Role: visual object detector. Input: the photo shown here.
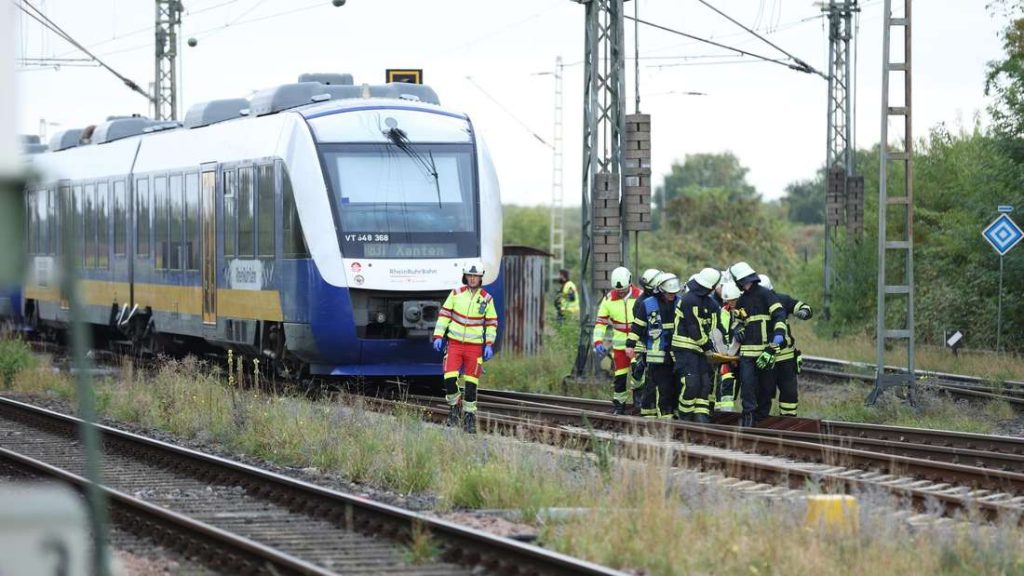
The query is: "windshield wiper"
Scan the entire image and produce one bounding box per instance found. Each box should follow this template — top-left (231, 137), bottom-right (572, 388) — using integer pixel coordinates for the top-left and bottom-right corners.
top-left (384, 126), bottom-right (442, 208)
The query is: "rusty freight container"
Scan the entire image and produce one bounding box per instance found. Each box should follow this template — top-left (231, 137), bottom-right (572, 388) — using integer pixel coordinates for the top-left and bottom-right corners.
top-left (501, 245), bottom-right (550, 355)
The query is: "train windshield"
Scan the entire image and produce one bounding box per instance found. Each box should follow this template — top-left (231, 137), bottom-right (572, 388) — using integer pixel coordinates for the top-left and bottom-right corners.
top-left (320, 143), bottom-right (478, 259)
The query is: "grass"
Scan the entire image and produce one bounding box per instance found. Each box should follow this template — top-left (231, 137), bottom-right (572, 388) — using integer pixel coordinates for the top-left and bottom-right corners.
top-left (799, 381), bottom-right (1016, 435)
top-left (795, 323), bottom-right (1024, 382)
top-left (4, 351), bottom-right (1024, 575)
top-left (0, 338), bottom-right (35, 388)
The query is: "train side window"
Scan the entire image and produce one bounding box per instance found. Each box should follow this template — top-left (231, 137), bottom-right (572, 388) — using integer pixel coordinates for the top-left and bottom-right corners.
top-left (135, 177), bottom-right (150, 257)
top-left (97, 181), bottom-right (109, 268)
top-left (154, 176), bottom-right (168, 269)
top-left (169, 174), bottom-right (183, 270)
top-left (47, 189), bottom-right (56, 255)
top-left (113, 180), bottom-right (127, 256)
top-left (84, 184), bottom-right (96, 269)
top-left (257, 164), bottom-right (275, 258)
top-left (26, 190), bottom-right (36, 255)
top-left (223, 169), bottom-right (236, 257)
top-left (185, 172), bottom-right (200, 271)
top-left (282, 168), bottom-right (308, 258)
top-left (73, 185), bottom-right (84, 266)
top-left (237, 166), bottom-right (255, 258)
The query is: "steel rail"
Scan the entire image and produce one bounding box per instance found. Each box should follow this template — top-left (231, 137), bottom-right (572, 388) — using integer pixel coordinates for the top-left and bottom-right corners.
top-left (473, 389), bottom-right (1024, 470)
top-left (370, 396), bottom-right (1024, 526)
top-left (0, 446), bottom-right (338, 576)
top-left (0, 396), bottom-right (624, 576)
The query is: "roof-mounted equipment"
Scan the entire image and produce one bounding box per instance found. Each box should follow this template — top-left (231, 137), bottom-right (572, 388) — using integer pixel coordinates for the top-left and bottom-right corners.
top-left (184, 98), bottom-right (250, 129)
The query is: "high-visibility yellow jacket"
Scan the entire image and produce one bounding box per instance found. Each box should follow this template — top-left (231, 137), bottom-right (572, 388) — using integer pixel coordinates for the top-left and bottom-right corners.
top-left (558, 280), bottom-right (580, 314)
top-left (593, 285), bottom-right (643, 350)
top-left (433, 286), bottom-right (498, 345)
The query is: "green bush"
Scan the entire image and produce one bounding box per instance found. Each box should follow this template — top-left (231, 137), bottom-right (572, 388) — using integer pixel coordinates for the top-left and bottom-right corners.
top-left (0, 339), bottom-right (35, 388)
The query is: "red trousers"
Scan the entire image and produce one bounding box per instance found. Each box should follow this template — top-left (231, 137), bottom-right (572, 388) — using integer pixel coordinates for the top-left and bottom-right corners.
top-left (443, 340), bottom-right (483, 384)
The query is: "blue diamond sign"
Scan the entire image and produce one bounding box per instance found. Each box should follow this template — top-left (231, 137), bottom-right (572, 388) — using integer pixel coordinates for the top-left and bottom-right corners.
top-left (983, 214), bottom-right (1024, 256)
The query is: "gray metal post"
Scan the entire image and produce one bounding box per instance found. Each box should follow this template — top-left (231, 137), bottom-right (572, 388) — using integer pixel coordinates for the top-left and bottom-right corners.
top-left (154, 0), bottom-right (182, 121)
top-left (998, 254), bottom-right (1004, 351)
top-left (573, 0), bottom-right (627, 379)
top-left (868, 0), bottom-right (915, 406)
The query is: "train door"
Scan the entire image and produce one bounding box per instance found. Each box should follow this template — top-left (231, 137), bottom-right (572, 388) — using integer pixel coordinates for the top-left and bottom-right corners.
top-left (201, 167), bottom-right (217, 325)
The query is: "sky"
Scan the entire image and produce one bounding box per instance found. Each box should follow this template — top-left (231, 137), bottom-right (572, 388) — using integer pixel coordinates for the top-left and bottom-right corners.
top-left (11, 0), bottom-right (1009, 205)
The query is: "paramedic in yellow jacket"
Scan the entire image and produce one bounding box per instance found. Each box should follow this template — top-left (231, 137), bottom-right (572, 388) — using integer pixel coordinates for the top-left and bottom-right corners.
top-left (593, 266), bottom-right (644, 415)
top-left (432, 262), bottom-right (498, 434)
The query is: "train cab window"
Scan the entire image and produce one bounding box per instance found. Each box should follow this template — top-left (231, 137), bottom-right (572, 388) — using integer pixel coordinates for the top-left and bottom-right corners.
top-left (282, 168), bottom-right (308, 258)
top-left (113, 180), bottom-right (127, 256)
top-left (223, 169), bottom-right (236, 257)
top-left (154, 176), bottom-right (168, 269)
top-left (185, 173), bottom-right (200, 271)
top-left (84, 184), bottom-right (96, 268)
top-left (97, 181), bottom-right (109, 268)
top-left (237, 166), bottom-right (255, 258)
top-left (135, 177), bottom-right (150, 257)
top-left (257, 164), bottom-right (274, 258)
top-left (169, 174), bottom-right (183, 270)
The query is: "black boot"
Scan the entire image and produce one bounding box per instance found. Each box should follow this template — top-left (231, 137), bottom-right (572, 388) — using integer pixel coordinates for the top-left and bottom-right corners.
top-left (612, 400), bottom-right (626, 415)
top-left (693, 413), bottom-right (711, 424)
top-left (740, 412), bottom-right (754, 427)
top-left (463, 412), bottom-right (477, 434)
top-left (446, 403), bottom-right (461, 427)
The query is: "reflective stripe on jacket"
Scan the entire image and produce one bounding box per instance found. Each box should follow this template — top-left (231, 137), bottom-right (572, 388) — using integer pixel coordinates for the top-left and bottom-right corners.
top-left (627, 294), bottom-right (676, 364)
top-left (433, 286), bottom-right (498, 345)
top-left (559, 281), bottom-right (580, 313)
top-left (736, 284), bottom-right (786, 357)
top-left (672, 283), bottom-right (721, 354)
top-left (594, 285), bottom-right (643, 349)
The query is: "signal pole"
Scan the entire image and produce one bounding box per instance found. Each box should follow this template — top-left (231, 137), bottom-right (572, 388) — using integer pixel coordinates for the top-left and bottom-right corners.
top-left (154, 0), bottom-right (182, 121)
top-left (572, 0), bottom-right (628, 379)
top-left (822, 0), bottom-right (860, 321)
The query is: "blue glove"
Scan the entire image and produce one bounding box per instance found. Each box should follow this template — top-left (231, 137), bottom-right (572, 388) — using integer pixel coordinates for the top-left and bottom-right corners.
top-left (594, 342), bottom-right (606, 355)
top-left (771, 334), bottom-right (785, 347)
top-left (432, 338), bottom-right (444, 353)
top-left (483, 345), bottom-right (494, 361)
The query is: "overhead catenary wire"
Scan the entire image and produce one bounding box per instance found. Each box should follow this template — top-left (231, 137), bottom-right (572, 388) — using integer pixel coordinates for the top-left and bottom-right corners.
top-left (623, 14), bottom-right (805, 75)
top-left (465, 76), bottom-right (554, 150)
top-left (693, 0), bottom-right (827, 79)
top-left (13, 0), bottom-right (153, 102)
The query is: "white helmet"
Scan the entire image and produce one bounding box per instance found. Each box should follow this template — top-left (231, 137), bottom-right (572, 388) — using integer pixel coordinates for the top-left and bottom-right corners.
top-left (640, 268), bottom-right (662, 291)
top-left (721, 282), bottom-right (741, 302)
top-left (720, 269), bottom-right (734, 286)
top-left (657, 273), bottom-right (681, 294)
top-left (694, 267), bottom-right (721, 290)
top-left (610, 266), bottom-right (632, 291)
top-left (758, 274), bottom-right (774, 291)
top-left (462, 261), bottom-right (485, 284)
top-left (729, 262), bottom-right (758, 285)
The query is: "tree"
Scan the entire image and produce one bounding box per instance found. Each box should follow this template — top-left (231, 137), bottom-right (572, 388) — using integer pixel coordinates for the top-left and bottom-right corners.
top-left (986, 2), bottom-right (1024, 142)
top-left (653, 152), bottom-right (759, 221)
top-left (783, 175), bottom-right (824, 225)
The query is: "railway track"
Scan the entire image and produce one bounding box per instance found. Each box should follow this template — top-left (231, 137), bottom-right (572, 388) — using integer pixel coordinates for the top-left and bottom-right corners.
top-left (373, 388), bottom-right (1024, 526)
top-left (801, 356), bottom-right (1024, 407)
top-left (0, 396), bottom-right (622, 576)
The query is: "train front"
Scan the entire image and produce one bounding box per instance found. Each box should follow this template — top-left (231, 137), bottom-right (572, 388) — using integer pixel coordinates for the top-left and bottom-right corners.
top-left (299, 101), bottom-right (502, 377)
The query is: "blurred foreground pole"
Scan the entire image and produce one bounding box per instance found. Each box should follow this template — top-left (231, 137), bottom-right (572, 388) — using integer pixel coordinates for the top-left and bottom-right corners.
top-left (0, 4), bottom-right (110, 575)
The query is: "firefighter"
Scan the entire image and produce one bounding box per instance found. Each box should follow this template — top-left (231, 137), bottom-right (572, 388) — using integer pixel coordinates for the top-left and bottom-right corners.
top-left (555, 268), bottom-right (579, 322)
top-left (759, 274), bottom-right (813, 417)
top-left (628, 268), bottom-right (662, 410)
top-left (672, 268), bottom-right (721, 423)
top-left (432, 262), bottom-right (498, 434)
top-left (710, 281), bottom-right (744, 413)
top-left (594, 266), bottom-right (644, 415)
top-left (728, 262), bottom-right (787, 427)
top-left (626, 272), bottom-right (681, 418)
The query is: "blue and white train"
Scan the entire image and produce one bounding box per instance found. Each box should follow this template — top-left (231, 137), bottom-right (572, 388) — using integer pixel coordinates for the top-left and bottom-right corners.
top-left (18, 74), bottom-right (503, 377)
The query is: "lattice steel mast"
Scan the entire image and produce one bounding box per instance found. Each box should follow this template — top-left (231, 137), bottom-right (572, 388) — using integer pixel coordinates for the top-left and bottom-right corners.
top-left (868, 0), bottom-right (915, 405)
top-left (549, 57), bottom-right (566, 285)
top-left (572, 0), bottom-right (627, 378)
top-left (154, 0), bottom-right (182, 121)
top-left (823, 0), bottom-right (861, 320)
